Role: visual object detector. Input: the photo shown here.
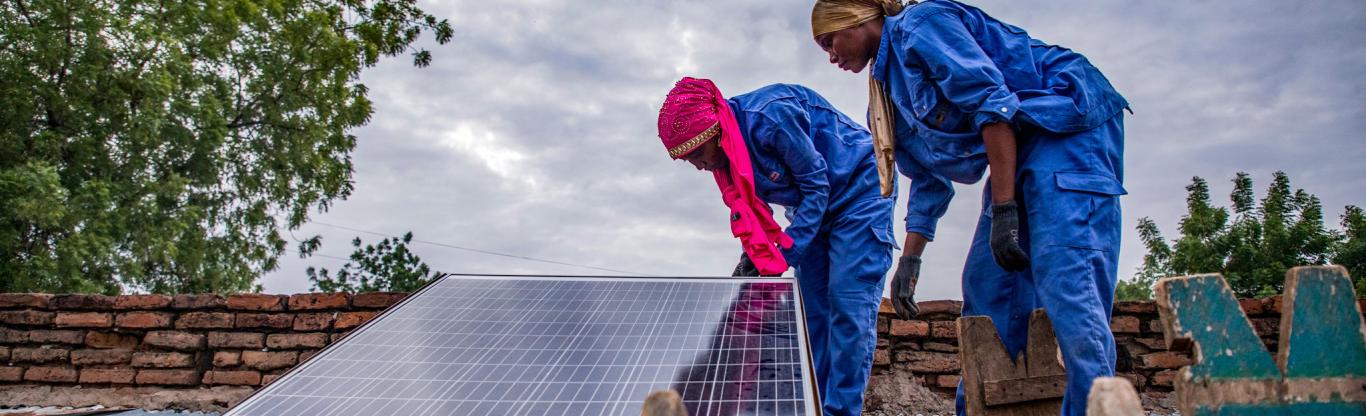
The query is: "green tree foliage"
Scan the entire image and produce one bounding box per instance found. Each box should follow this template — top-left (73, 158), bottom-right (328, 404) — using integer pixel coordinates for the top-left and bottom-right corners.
top-left (1117, 172), bottom-right (1363, 299)
top-left (307, 232), bottom-right (443, 293)
top-left (0, 1), bottom-right (452, 294)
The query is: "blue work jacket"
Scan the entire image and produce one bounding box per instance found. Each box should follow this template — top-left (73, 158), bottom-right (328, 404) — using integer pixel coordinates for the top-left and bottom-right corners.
top-left (871, 0), bottom-right (1129, 240)
top-left (727, 84), bottom-right (883, 260)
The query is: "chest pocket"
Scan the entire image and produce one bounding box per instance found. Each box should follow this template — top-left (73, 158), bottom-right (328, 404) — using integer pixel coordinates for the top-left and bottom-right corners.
top-left (898, 67), bottom-right (970, 134)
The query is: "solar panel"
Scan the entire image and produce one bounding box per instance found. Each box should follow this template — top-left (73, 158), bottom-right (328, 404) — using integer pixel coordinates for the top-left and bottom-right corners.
top-left (225, 275), bottom-right (820, 415)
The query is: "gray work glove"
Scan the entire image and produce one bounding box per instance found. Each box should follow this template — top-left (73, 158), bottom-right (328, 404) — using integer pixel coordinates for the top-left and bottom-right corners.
top-left (890, 255), bottom-right (921, 319)
top-left (990, 201), bottom-right (1030, 271)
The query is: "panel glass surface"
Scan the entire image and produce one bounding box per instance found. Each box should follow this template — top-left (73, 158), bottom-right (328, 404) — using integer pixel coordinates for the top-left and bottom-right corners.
top-left (226, 275), bottom-right (817, 415)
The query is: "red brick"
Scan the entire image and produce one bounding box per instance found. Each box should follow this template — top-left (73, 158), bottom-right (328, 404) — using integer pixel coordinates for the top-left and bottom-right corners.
top-left (27, 330), bottom-right (85, 345)
top-left (207, 332), bottom-right (264, 349)
top-left (1140, 351), bottom-right (1193, 369)
top-left (1147, 319), bottom-right (1164, 334)
top-left (1250, 318), bottom-right (1279, 337)
top-left (0, 346), bottom-right (8, 361)
top-left (930, 321), bottom-right (958, 339)
top-left (293, 313), bottom-right (334, 331)
top-left (235, 313), bottom-right (293, 329)
top-left (242, 351), bottom-right (298, 371)
top-left (175, 312), bottom-right (233, 329)
top-left (1114, 301), bottom-right (1157, 314)
top-left (0, 294), bottom-right (52, 309)
top-left (11, 347), bottom-right (69, 364)
top-left (353, 292), bottom-right (407, 308)
top-left (203, 370), bottom-right (261, 386)
top-left (267, 333), bottom-right (328, 349)
top-left (893, 350), bottom-right (960, 373)
top-left (0, 327), bottom-right (28, 343)
top-left (1266, 296), bottom-right (1282, 314)
top-left (0, 310), bottom-right (55, 325)
top-left (227, 294), bottom-right (287, 311)
top-left (1134, 337), bottom-right (1168, 351)
top-left (1151, 370), bottom-right (1178, 387)
top-left (70, 349), bottom-right (133, 365)
top-left (289, 293), bottom-right (350, 310)
top-left (24, 366), bottom-right (77, 383)
top-left (0, 366), bottom-right (23, 382)
top-left (299, 350), bottom-right (320, 363)
top-left (873, 348), bottom-right (890, 366)
top-left (135, 369), bottom-right (200, 385)
top-left (889, 320), bottom-right (930, 337)
top-left (113, 294), bottom-right (172, 310)
top-left (55, 312), bottom-right (112, 328)
top-left (876, 316), bottom-right (889, 334)
top-left (1238, 298), bottom-right (1264, 315)
top-left (131, 351), bottom-right (195, 368)
top-left (916, 300), bottom-right (963, 317)
top-left (1110, 315), bottom-right (1141, 334)
top-left (79, 368), bottom-right (136, 384)
top-left (334, 311), bottom-right (377, 330)
top-left (171, 294), bottom-right (225, 309)
top-left (923, 342), bottom-right (958, 353)
top-left (49, 294), bottom-right (115, 310)
top-left (330, 332), bottom-right (350, 343)
top-left (115, 312), bottom-right (173, 329)
top-left (261, 374), bottom-right (282, 385)
top-left (212, 351), bottom-right (241, 367)
top-left (937, 374), bottom-right (962, 388)
top-left (85, 332), bottom-right (140, 349)
top-left (143, 331), bottom-right (205, 351)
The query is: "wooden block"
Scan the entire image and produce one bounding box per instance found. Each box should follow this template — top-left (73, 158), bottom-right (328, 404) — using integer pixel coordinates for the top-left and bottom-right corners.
top-left (1153, 266), bottom-right (1366, 414)
top-left (958, 309), bottom-right (1064, 416)
top-left (641, 390), bottom-right (687, 416)
top-left (1085, 377), bottom-right (1143, 416)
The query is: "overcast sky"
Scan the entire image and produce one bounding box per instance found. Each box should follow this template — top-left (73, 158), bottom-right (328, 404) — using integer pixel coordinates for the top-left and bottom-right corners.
top-left (260, 0), bottom-right (1366, 300)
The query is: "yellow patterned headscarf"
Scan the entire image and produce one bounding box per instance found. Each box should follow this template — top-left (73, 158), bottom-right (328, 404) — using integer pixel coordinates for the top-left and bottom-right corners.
top-left (812, 0), bottom-right (906, 197)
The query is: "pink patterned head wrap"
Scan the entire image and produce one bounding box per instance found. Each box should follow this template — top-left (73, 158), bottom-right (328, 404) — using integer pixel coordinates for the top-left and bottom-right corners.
top-left (656, 77), bottom-right (793, 275)
top-left (657, 77), bottom-right (727, 159)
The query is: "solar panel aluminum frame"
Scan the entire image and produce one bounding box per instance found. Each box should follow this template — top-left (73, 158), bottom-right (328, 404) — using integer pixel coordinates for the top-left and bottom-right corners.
top-left (224, 274), bottom-right (822, 415)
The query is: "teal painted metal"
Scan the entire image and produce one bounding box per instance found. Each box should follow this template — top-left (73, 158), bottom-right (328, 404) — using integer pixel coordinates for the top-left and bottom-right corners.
top-left (1192, 402), bottom-right (1366, 415)
top-left (1160, 274), bottom-right (1280, 382)
top-left (1280, 267), bottom-right (1366, 378)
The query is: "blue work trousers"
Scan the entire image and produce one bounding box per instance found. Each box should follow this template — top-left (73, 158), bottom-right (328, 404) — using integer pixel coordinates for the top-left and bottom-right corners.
top-left (955, 116), bottom-right (1124, 416)
top-left (794, 194), bottom-right (895, 416)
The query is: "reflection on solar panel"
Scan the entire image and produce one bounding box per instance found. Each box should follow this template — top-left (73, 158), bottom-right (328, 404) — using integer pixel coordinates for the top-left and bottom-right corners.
top-left (225, 275), bottom-right (819, 415)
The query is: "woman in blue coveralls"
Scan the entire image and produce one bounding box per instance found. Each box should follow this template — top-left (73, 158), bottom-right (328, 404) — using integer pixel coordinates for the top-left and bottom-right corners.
top-left (809, 1), bottom-right (1129, 415)
top-left (655, 77), bottom-right (895, 416)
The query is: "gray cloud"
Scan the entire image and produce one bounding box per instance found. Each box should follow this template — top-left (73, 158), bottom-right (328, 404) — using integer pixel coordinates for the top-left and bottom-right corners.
top-left (262, 0), bottom-right (1366, 300)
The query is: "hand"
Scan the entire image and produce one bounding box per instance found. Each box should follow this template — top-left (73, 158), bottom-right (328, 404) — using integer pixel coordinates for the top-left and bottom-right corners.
top-left (890, 255), bottom-right (921, 319)
top-left (989, 201), bottom-right (1030, 271)
top-left (732, 253), bottom-right (760, 277)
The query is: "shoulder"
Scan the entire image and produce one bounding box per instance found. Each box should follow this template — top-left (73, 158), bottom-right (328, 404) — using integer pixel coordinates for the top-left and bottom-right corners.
top-left (732, 84), bottom-right (810, 116)
top-left (892, 0), bottom-right (969, 32)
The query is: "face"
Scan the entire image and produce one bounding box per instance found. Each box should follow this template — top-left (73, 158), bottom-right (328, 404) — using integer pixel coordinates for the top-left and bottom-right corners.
top-left (679, 136), bottom-right (727, 172)
top-left (815, 19), bottom-right (882, 73)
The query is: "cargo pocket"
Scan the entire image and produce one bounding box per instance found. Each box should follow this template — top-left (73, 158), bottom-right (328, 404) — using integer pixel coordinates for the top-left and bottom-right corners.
top-left (1028, 171), bottom-right (1126, 251)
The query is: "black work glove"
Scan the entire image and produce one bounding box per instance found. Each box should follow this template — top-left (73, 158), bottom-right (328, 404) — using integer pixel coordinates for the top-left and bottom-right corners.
top-left (732, 253), bottom-right (760, 277)
top-left (990, 201), bottom-right (1030, 271)
top-left (890, 255), bottom-right (921, 319)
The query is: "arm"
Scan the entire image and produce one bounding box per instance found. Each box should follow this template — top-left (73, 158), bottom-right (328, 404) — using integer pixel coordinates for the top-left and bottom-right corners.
top-left (983, 122), bottom-right (1017, 203)
top-left (760, 105), bottom-right (829, 261)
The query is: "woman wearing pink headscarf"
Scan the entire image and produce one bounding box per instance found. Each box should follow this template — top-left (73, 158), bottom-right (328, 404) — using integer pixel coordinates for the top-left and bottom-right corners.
top-left (656, 77), bottom-right (895, 416)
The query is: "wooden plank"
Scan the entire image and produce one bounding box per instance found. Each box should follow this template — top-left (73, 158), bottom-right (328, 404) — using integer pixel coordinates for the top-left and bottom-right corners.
top-left (983, 374), bottom-right (1067, 406)
top-left (959, 311), bottom-right (1063, 416)
top-left (1154, 267), bottom-right (1366, 415)
top-left (1085, 377), bottom-right (1143, 416)
top-left (1024, 309), bottom-right (1066, 377)
top-left (1277, 266), bottom-right (1366, 378)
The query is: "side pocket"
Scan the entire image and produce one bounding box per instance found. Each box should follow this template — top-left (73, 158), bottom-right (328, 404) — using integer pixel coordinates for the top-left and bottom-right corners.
top-left (1028, 172), bottom-right (1125, 251)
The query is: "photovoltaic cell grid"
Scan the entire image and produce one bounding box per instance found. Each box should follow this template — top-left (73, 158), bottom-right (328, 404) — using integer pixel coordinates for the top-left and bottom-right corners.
top-left (225, 276), bottom-right (818, 415)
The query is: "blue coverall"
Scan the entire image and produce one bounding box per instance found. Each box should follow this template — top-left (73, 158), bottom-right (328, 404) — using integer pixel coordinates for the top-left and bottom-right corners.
top-left (870, 2), bottom-right (1129, 415)
top-left (728, 84), bottom-right (896, 416)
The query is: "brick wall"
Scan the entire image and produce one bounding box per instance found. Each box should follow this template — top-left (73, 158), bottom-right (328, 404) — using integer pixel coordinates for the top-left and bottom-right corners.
top-left (865, 296), bottom-right (1306, 411)
top-left (0, 292), bottom-right (405, 411)
top-left (0, 291), bottom-right (1319, 412)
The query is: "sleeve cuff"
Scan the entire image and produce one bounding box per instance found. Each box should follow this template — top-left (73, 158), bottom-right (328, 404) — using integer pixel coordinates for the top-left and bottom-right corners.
top-left (904, 215), bottom-right (940, 242)
top-left (972, 88), bottom-right (1020, 129)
